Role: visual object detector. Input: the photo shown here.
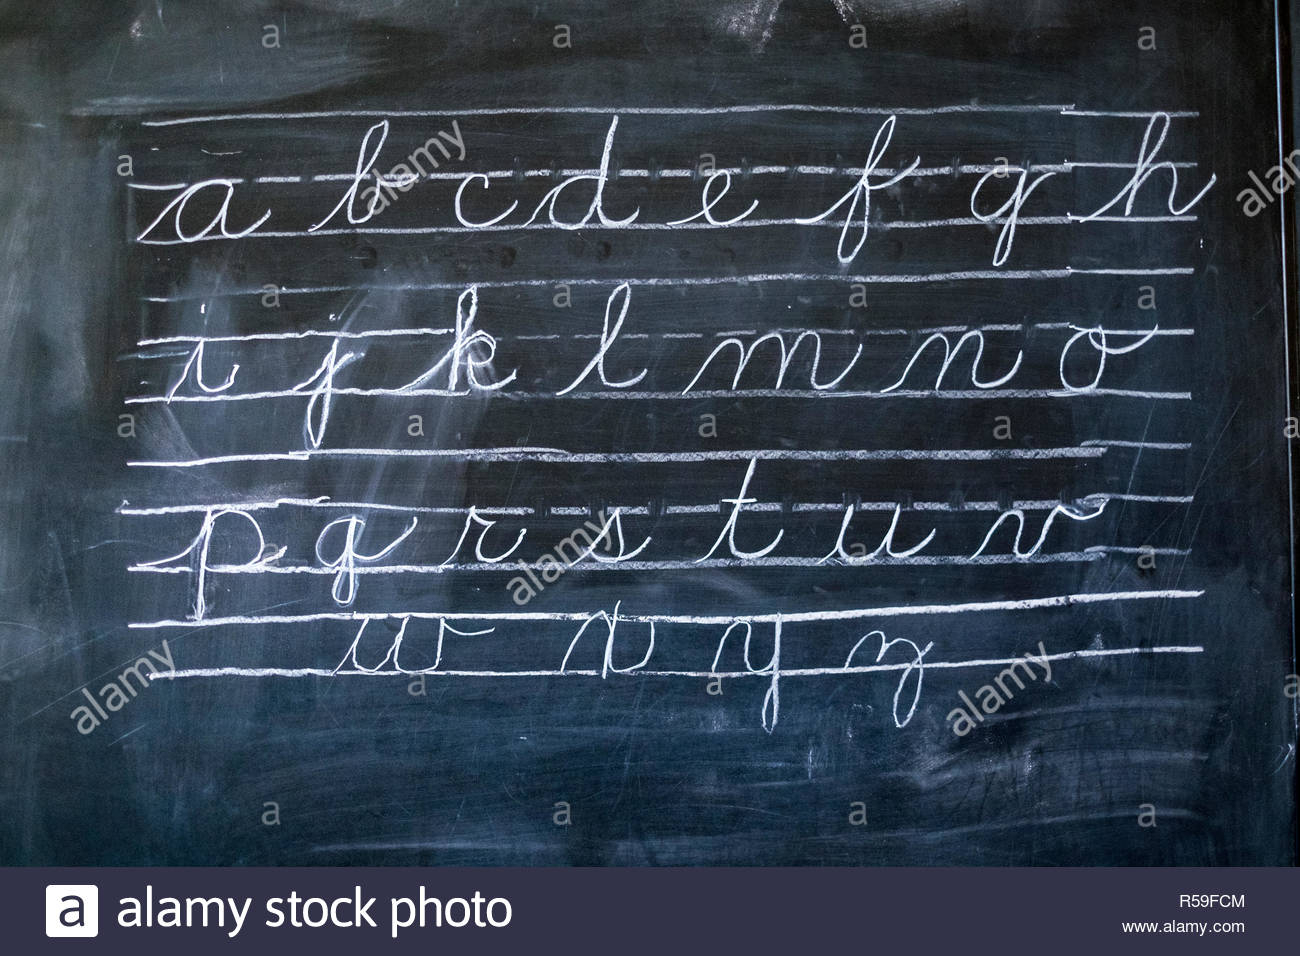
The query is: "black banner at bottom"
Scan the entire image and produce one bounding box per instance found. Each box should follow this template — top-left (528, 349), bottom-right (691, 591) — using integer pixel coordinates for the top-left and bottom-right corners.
top-left (8, 866), bottom-right (1293, 954)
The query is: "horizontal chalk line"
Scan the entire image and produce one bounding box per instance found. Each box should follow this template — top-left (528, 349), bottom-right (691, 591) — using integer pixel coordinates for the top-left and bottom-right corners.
top-left (126, 446), bottom-right (1110, 468)
top-left (134, 214), bottom-right (1197, 245)
top-left (128, 324), bottom-right (1193, 352)
top-left (140, 103), bottom-right (1083, 126)
top-left (140, 267), bottom-right (1195, 302)
top-left (128, 588), bottom-right (1204, 628)
top-left (152, 645), bottom-right (1204, 681)
top-left (137, 104), bottom-right (1201, 127)
top-left (138, 327), bottom-right (454, 346)
top-left (125, 387), bottom-right (1194, 405)
top-left (555, 388), bottom-right (1193, 401)
top-left (116, 492), bottom-right (1191, 518)
top-left (203, 159), bottom-right (1197, 185)
top-left (1080, 440), bottom-right (1190, 450)
top-left (1060, 109), bottom-right (1199, 118)
top-left (129, 551), bottom-right (1116, 576)
top-left (119, 497), bottom-right (530, 517)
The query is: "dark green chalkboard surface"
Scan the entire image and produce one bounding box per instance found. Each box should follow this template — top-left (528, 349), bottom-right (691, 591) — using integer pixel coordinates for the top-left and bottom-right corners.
top-left (0, 0), bottom-right (1296, 865)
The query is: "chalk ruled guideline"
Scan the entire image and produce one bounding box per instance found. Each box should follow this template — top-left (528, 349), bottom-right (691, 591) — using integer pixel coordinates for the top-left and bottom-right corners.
top-left (122, 103), bottom-right (1211, 731)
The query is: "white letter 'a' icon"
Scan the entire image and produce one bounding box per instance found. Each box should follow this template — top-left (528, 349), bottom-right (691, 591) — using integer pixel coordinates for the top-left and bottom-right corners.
top-left (45, 885), bottom-right (99, 937)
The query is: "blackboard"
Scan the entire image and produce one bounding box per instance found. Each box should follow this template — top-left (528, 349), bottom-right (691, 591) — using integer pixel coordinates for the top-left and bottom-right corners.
top-left (1, 0), bottom-right (1296, 866)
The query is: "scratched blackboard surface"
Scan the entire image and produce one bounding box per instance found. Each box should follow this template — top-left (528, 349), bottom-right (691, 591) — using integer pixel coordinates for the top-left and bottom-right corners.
top-left (0, 0), bottom-right (1296, 866)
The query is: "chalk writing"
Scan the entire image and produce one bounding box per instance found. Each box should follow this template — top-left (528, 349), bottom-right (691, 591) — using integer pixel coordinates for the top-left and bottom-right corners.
top-left (121, 103), bottom-right (1210, 733)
